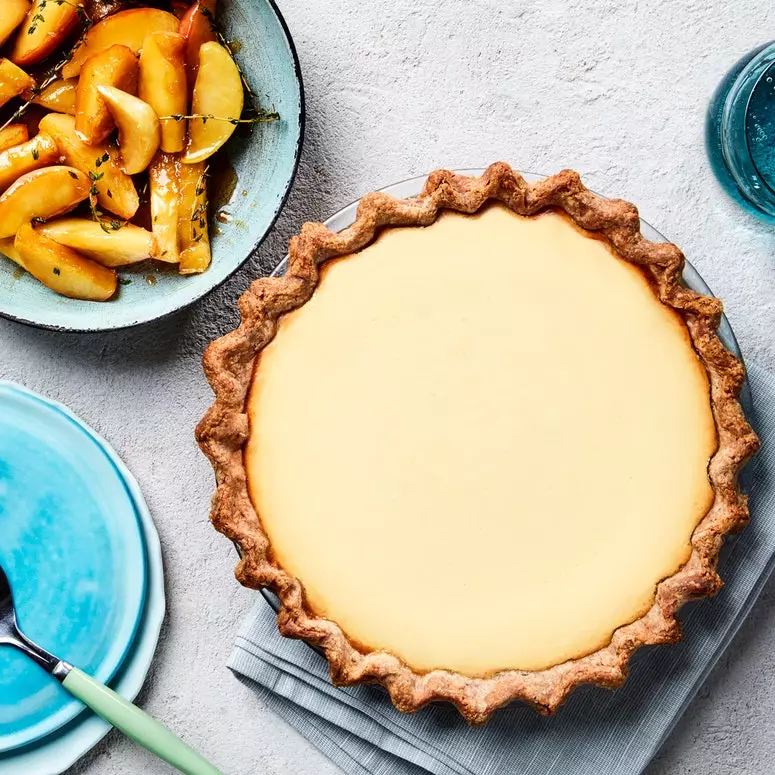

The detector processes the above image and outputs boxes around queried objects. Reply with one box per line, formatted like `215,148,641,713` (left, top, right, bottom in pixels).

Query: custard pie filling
245,204,717,676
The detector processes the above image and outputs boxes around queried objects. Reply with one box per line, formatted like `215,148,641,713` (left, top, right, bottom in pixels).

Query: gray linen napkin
229,362,775,775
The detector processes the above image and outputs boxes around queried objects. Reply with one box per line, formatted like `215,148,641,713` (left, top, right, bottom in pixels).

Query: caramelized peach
29,77,78,113
39,217,156,267
148,151,180,262
179,0,216,91
14,223,117,300
177,160,209,273
98,86,160,174
62,7,178,78
138,31,187,153
10,0,79,67
38,112,139,220
0,124,28,152
0,58,34,108
0,0,30,48
0,132,60,192
182,42,243,164
0,165,89,238
75,44,139,145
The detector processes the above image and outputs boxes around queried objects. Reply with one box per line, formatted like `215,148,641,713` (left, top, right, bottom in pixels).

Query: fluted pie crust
197,164,759,724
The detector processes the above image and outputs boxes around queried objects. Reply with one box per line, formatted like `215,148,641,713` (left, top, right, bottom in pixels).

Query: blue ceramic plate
0,382,147,752
0,0,304,332
0,390,164,775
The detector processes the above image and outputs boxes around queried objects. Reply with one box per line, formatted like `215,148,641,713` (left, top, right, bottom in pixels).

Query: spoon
0,564,223,775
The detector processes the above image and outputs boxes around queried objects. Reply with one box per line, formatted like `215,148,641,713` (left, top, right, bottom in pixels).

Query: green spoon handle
62,667,224,775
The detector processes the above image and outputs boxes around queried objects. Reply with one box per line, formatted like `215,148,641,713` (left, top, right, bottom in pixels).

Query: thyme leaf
159,111,279,125
87,156,122,233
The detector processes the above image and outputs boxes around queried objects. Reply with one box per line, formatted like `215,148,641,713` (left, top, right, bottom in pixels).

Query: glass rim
720,42,775,202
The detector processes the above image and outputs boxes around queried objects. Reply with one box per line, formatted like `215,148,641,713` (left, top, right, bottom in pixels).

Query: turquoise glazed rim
0,0,304,332
0,381,149,752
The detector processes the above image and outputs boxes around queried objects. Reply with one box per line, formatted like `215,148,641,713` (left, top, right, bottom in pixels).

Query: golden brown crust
196,163,760,724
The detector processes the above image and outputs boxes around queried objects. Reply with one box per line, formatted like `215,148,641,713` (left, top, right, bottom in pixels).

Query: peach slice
0,124,29,152
177,160,209,274
181,42,243,164
38,112,139,220
0,165,89,238
62,8,179,78
14,223,117,300
29,77,78,113
39,217,156,267
179,0,216,91
11,0,80,67
0,0,30,48
138,31,187,153
148,151,180,262
75,44,138,145
0,58,34,108
0,132,60,192
97,85,159,174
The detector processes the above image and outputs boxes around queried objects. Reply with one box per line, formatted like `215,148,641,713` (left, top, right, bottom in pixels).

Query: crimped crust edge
196,163,760,724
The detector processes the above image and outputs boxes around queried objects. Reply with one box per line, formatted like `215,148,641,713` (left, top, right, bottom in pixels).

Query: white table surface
2,1,775,773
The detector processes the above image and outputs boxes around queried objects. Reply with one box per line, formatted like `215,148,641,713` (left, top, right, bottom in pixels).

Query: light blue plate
0,0,304,332
0,389,164,775
0,382,147,752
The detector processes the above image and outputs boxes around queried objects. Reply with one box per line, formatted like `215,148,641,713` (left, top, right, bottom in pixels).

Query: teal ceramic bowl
0,0,303,332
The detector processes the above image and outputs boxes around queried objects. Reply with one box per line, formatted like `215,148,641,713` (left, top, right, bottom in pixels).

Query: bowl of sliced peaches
0,0,302,330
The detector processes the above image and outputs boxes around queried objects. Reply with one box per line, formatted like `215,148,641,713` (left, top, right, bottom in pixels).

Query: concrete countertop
2,1,775,773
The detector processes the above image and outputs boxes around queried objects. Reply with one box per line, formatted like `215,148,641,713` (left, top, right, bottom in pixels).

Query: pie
197,164,759,723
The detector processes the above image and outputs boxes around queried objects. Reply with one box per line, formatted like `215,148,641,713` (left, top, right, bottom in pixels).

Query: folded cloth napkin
229,362,775,775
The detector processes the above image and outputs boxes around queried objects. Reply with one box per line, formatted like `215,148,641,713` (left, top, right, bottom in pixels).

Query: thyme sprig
190,166,208,244
88,153,121,233
200,5,280,123
27,0,90,37
160,111,280,125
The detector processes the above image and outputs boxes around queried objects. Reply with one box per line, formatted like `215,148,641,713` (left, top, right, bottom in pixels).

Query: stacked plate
0,383,165,775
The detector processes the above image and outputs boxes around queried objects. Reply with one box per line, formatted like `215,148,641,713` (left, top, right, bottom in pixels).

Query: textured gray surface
1,0,774,772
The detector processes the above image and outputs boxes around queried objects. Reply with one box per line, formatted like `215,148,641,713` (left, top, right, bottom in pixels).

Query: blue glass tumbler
706,42,775,221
